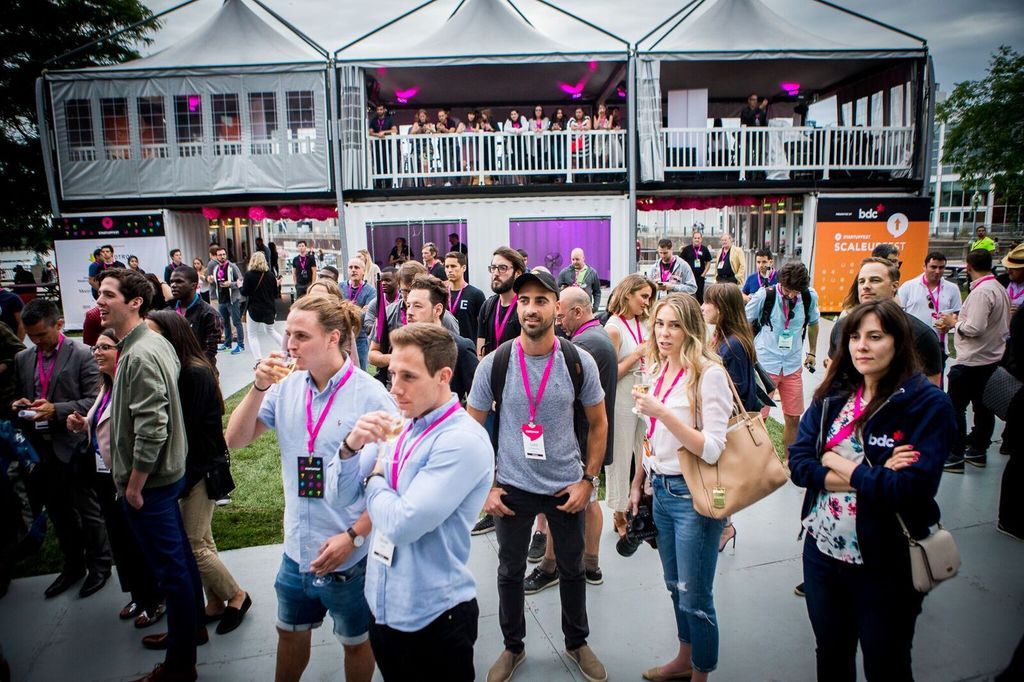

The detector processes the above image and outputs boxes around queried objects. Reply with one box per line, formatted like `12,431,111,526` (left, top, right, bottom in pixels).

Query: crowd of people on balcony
367,103,626,187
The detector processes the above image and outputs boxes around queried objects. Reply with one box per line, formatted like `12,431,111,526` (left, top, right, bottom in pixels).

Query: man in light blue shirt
226,295,394,682
745,261,820,449
331,323,493,681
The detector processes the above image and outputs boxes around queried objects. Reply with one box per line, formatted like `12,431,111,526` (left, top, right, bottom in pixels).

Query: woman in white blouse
629,293,733,682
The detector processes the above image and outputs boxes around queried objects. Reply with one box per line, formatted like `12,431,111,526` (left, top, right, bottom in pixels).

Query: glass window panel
248,92,278,154
100,98,130,160
174,95,204,157
137,96,167,158
286,91,315,153
65,99,95,161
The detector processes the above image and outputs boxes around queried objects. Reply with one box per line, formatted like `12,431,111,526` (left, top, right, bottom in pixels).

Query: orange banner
813,198,932,313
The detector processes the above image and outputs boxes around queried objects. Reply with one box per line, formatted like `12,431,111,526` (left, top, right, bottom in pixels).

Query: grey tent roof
639,0,926,60
47,0,326,80
335,0,628,66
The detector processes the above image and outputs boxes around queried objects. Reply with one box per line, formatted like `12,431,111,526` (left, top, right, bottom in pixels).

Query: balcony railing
367,129,627,187
661,125,915,180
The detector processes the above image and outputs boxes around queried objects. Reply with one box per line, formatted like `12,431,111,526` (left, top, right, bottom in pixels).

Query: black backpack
489,337,586,454
752,286,813,341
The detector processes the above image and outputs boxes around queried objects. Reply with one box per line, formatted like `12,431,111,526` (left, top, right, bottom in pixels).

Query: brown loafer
141,627,209,650
134,603,167,629
642,666,692,681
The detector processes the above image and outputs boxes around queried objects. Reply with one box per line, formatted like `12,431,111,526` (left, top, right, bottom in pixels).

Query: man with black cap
467,269,609,682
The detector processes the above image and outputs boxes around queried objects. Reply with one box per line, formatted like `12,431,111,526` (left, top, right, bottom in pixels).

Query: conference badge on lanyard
518,338,556,461
371,533,395,567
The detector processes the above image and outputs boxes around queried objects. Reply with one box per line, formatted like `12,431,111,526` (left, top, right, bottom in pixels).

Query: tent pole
248,0,329,57
811,0,927,45
636,0,702,47
532,0,629,46
648,0,709,52
35,76,60,218
44,0,201,67
335,0,440,56
627,50,638,275
328,61,350,270
502,1,535,28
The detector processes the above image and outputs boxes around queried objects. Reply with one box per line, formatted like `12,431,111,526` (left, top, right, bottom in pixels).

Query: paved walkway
2,319,1021,680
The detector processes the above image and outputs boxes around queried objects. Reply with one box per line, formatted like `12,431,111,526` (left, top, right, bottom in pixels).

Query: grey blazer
14,337,99,463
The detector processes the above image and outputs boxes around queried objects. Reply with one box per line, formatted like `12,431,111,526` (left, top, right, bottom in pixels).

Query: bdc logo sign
868,434,896,448
858,208,879,219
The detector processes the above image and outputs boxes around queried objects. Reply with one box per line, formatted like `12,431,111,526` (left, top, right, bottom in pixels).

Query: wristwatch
362,471,385,489
346,527,365,548
582,474,598,487
339,432,359,459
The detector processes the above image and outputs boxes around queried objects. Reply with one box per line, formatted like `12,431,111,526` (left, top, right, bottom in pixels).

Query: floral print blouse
802,395,865,564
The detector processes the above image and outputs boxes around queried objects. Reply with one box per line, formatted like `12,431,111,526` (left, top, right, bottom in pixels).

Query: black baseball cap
513,270,559,295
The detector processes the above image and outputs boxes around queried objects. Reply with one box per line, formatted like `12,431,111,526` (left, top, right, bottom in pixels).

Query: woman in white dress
603,274,657,535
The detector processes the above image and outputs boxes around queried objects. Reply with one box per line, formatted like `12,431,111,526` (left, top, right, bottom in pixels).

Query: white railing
367,129,627,186
661,125,915,180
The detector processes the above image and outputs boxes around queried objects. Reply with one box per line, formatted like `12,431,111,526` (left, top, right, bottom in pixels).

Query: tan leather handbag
676,371,790,519
899,515,960,593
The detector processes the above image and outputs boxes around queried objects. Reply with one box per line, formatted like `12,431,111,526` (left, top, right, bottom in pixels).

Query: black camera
615,501,658,557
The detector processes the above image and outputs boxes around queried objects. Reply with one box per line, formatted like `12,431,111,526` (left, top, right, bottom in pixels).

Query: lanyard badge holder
299,364,354,499
519,339,557,461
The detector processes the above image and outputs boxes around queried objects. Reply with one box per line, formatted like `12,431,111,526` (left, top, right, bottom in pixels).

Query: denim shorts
274,553,370,645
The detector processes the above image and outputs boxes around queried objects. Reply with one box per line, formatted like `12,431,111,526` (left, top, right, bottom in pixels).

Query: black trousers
92,473,161,608
37,447,110,576
947,363,998,456
495,484,588,653
369,599,479,681
803,536,924,681
999,390,1024,534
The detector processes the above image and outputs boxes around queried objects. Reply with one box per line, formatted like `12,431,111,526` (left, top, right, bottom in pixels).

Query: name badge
95,452,110,474
297,456,324,498
522,423,546,460
371,533,395,566
777,329,794,350
693,259,702,269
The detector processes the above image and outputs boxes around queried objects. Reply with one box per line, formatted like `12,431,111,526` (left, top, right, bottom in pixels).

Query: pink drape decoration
636,195,791,211
196,205,338,221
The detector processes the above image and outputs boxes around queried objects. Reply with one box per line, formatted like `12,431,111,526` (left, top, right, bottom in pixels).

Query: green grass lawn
12,388,787,578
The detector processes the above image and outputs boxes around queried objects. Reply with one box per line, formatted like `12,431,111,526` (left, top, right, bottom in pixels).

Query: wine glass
631,369,652,416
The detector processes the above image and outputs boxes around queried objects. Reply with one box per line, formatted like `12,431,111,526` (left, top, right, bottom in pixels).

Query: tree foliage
937,46,1024,208
0,0,158,251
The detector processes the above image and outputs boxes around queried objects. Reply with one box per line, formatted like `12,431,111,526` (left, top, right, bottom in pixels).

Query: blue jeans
802,535,923,681
274,553,370,644
123,478,204,671
651,474,725,673
218,300,244,346
355,335,369,372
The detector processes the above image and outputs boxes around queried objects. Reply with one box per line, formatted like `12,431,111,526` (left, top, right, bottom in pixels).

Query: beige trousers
180,480,240,604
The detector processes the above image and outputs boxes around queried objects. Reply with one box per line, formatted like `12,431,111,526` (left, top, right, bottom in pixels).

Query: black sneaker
471,514,495,536
523,567,559,595
794,582,805,597
527,531,546,563
999,441,1011,456
965,447,987,468
585,566,603,586
996,523,1024,541
943,454,965,474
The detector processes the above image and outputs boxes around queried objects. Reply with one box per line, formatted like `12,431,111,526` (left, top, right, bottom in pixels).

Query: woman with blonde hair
357,248,381,286
630,294,733,682
603,274,657,535
241,251,284,361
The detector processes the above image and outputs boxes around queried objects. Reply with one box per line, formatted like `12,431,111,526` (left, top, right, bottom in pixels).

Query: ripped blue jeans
651,474,725,673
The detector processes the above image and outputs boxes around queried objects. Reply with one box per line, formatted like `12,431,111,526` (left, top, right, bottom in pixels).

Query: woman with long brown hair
603,274,656,536
629,294,733,681
789,299,954,680
146,311,252,636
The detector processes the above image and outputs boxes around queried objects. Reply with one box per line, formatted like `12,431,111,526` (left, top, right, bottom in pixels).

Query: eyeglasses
488,264,513,274
93,344,117,353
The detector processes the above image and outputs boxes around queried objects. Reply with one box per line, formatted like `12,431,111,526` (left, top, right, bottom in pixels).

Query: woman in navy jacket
789,299,954,681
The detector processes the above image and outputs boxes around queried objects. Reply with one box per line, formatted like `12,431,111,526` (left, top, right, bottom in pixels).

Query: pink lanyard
217,262,229,281
777,285,794,330
620,316,644,346
494,295,518,342
921,275,941,312
824,386,865,451
37,334,66,398
400,306,407,326
971,274,995,290
347,281,365,301
759,270,775,288
1007,282,1024,304
572,319,601,338
304,363,354,456
517,338,557,426
175,294,200,317
719,248,729,265
646,365,686,438
298,255,308,272
448,286,465,314
659,258,675,282
390,402,461,489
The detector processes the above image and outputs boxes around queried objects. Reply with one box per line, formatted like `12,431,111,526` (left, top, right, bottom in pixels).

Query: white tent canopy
639,0,926,60
335,0,628,66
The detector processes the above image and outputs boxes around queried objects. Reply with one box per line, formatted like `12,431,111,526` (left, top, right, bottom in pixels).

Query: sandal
134,602,167,629
119,601,140,620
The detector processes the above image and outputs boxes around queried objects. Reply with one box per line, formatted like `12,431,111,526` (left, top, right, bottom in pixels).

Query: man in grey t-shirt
467,270,609,682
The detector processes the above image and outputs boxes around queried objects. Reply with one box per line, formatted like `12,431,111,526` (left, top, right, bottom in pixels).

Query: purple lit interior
509,218,611,283
780,82,801,96
187,95,201,112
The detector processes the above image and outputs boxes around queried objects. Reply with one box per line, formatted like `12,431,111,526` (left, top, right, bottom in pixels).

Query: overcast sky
140,0,1022,89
